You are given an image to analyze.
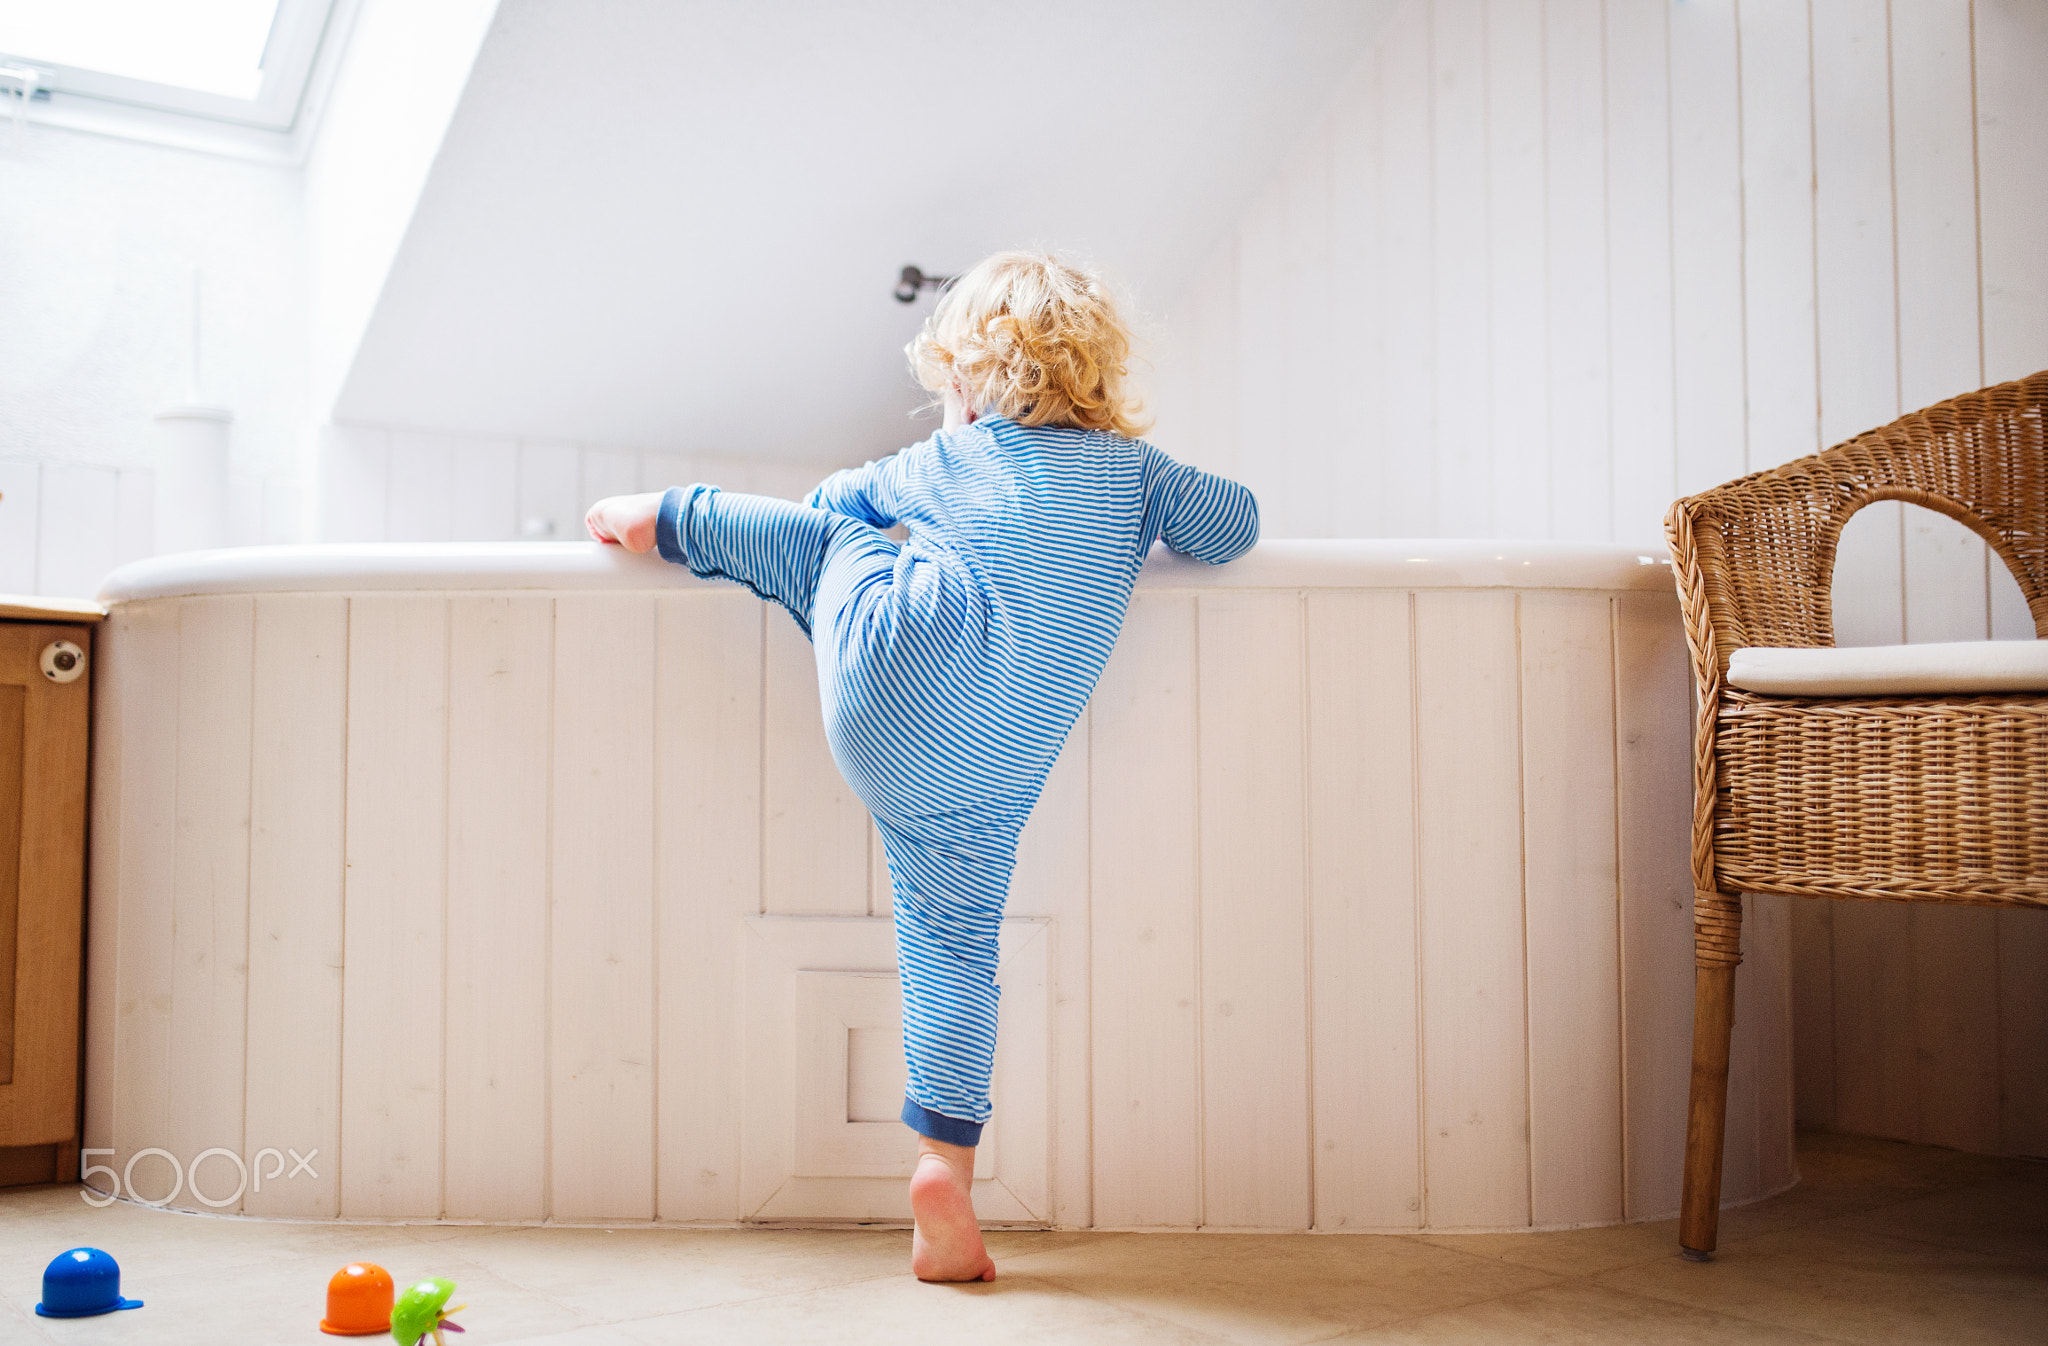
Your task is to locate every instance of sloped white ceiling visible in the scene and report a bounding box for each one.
[335,0,1393,461]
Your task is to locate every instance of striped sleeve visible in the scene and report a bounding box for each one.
[805,451,904,528]
[1160,463,1259,564]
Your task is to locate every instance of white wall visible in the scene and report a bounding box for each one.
[303,0,500,416]
[314,425,851,543]
[1148,0,2048,1158]
[0,124,308,595]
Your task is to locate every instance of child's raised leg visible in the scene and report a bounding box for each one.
[589,484,895,638]
[655,484,895,637]
[910,1136,996,1282]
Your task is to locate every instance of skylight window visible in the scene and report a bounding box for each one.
[0,0,276,98]
[0,0,335,132]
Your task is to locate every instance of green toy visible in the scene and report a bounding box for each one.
[389,1277,465,1346]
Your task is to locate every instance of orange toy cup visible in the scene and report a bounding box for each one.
[319,1262,395,1336]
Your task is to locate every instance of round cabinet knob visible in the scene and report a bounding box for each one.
[41,640,86,684]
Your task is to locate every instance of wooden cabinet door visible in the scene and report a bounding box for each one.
[0,622,90,1147]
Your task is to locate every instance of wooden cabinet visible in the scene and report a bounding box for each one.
[0,598,98,1188]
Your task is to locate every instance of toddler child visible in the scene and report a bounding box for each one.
[586,251,1257,1280]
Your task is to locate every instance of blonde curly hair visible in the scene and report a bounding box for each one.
[907,251,1149,438]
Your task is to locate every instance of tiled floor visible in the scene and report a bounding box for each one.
[2,1131,2041,1344]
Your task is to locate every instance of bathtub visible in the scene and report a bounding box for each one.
[83,539,1794,1230]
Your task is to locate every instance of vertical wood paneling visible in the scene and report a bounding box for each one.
[115,469,155,566]
[1831,503,1905,646]
[341,596,447,1217]
[1814,0,1906,651]
[1614,589,1692,1218]
[243,595,347,1218]
[580,447,640,513]
[167,597,253,1210]
[94,568,1794,1224]
[1818,0,1892,444]
[1307,590,1421,1230]
[449,438,518,541]
[1976,0,2048,385]
[1519,593,1622,1226]
[1904,505,1992,643]
[1830,901,1917,1139]
[1739,0,1819,473]
[656,592,762,1222]
[1284,137,1337,539]
[1668,0,1746,493]
[639,452,695,495]
[1486,0,1550,541]
[1234,185,1292,538]
[1604,0,1675,544]
[260,474,297,546]
[751,460,826,502]
[1431,0,1488,537]
[317,426,387,543]
[1891,3,1986,637]
[516,442,582,541]
[1996,909,2048,1155]
[1186,243,1243,482]
[867,817,889,917]
[762,614,869,914]
[1990,551,2036,639]
[37,463,120,599]
[1088,594,1202,1227]
[1328,59,1382,537]
[1414,590,1528,1227]
[1196,592,1310,1229]
[1892,0,1983,410]
[110,603,176,1192]
[1144,278,1195,469]
[1544,0,1610,542]
[228,474,265,549]
[1911,905,2001,1153]
[387,432,455,542]
[444,595,551,1220]
[1757,900,1799,1192]
[551,594,657,1220]
[1379,4,1435,534]
[1789,898,1836,1128]
[1008,717,1092,1229]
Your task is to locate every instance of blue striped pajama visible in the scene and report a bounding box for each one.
[656,415,1257,1145]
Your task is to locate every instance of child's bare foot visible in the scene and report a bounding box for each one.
[584,492,666,553]
[909,1142,995,1282]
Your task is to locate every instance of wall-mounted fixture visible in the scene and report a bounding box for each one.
[893,265,953,304]
[0,65,42,140]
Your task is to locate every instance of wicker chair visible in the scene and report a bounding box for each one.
[1663,369,2048,1260]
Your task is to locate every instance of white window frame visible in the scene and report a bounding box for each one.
[0,0,351,160]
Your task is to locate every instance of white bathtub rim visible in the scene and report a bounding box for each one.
[98,538,1676,604]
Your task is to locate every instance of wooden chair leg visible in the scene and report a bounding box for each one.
[1680,888,1743,1260]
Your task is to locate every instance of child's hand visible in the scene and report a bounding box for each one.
[584,492,666,553]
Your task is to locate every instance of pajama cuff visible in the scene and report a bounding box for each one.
[655,486,689,565]
[902,1097,983,1147]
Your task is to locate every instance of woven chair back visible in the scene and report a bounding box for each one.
[1669,370,2048,677]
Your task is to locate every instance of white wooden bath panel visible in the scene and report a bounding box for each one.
[84,540,1793,1230]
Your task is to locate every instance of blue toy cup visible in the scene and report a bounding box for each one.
[35,1247,144,1318]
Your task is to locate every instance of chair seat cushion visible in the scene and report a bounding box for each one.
[1727,640,2048,696]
